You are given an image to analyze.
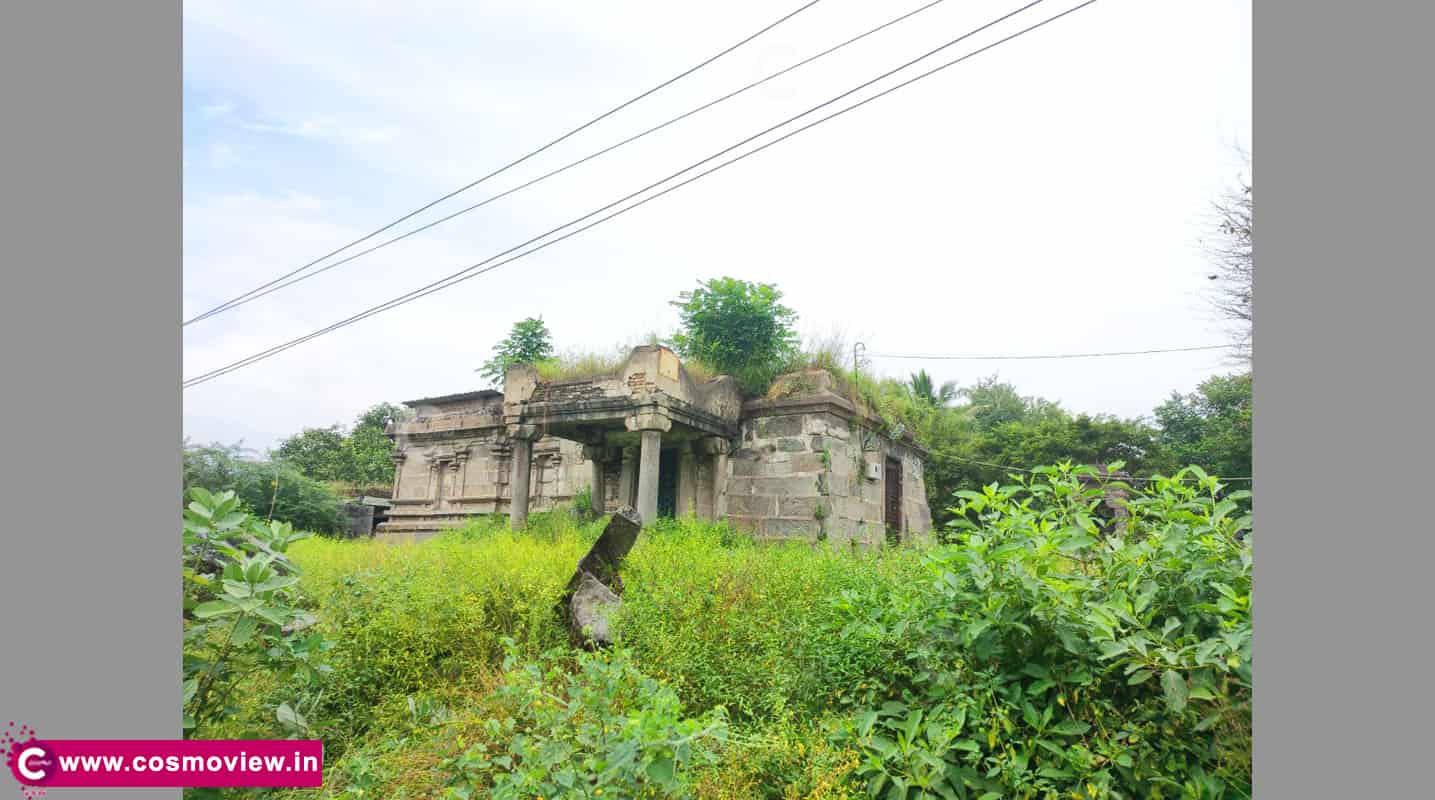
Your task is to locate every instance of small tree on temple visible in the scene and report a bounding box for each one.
[479,317,556,388]
[668,277,800,395]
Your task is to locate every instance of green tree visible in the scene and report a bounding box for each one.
[479,317,556,387]
[908,369,957,407]
[274,425,348,482]
[1155,372,1252,481]
[668,277,800,395]
[342,402,408,487]
[959,375,1062,430]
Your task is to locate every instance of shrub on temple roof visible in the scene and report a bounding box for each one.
[668,277,801,396]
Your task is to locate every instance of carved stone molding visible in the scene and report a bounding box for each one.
[624,409,672,433]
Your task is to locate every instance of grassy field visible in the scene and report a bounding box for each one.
[191,468,1251,800]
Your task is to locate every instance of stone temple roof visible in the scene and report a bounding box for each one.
[400,389,503,407]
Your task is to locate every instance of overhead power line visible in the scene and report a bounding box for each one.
[870,344,1240,360]
[184,0,1094,389]
[183,0,955,323]
[186,1,960,322]
[181,0,828,327]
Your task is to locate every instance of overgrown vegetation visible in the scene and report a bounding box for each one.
[186,465,1250,800]
[182,441,344,534]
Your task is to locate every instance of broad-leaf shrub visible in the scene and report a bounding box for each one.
[833,466,1252,799]
[441,641,726,799]
[182,488,333,738]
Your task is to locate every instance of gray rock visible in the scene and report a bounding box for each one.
[569,570,622,646]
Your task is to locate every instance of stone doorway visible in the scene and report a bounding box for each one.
[884,456,903,544]
[657,448,679,519]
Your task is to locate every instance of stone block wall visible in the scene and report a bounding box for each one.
[728,407,931,547]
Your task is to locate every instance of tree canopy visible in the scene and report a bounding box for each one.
[272,401,409,490]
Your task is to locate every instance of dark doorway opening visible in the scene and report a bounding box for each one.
[884,456,903,545]
[657,448,679,519]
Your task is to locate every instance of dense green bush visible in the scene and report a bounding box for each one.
[832,466,1252,799]
[442,642,727,799]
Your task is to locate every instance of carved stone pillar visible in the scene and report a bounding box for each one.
[626,409,671,527]
[507,424,539,530]
[699,437,731,520]
[636,430,662,527]
[618,447,637,509]
[583,444,606,514]
[676,441,697,517]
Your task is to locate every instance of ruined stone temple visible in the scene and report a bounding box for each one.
[376,345,932,546]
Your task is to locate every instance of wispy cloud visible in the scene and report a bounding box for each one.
[240,117,401,147]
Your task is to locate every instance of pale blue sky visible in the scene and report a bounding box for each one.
[183,0,1252,452]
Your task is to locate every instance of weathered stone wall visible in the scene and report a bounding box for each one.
[728,405,932,547]
[383,425,588,539]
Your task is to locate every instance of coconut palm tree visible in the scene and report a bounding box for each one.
[909,369,958,407]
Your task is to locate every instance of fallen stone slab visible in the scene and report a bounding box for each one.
[569,570,622,646]
[556,506,641,647]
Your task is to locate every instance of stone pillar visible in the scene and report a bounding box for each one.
[583,444,606,514]
[636,429,662,526]
[507,426,538,530]
[626,408,672,527]
[699,437,731,520]
[676,442,697,517]
[618,447,637,508]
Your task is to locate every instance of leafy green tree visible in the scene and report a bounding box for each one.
[908,369,957,407]
[342,402,408,487]
[479,317,555,387]
[668,277,800,395]
[958,376,1059,430]
[268,402,408,490]
[274,425,348,482]
[1155,372,1253,481]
